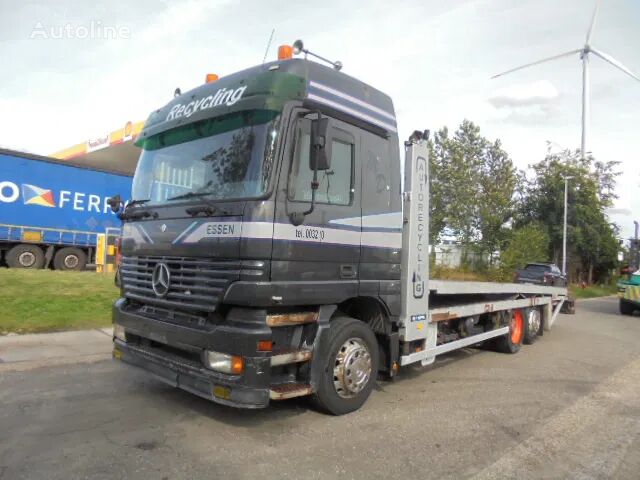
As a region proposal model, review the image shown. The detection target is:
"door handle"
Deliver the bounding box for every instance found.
[340,264,357,279]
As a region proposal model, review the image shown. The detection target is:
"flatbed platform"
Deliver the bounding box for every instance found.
[429,279,567,297]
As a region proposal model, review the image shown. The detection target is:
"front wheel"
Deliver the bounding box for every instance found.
[620,299,635,316]
[312,317,379,415]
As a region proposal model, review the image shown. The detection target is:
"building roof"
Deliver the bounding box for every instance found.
[50,120,144,175]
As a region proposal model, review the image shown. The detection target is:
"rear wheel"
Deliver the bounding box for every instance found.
[494,309,525,354]
[523,307,542,345]
[53,247,87,271]
[312,317,379,415]
[620,299,635,316]
[6,244,45,269]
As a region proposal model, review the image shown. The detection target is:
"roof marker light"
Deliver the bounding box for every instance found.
[278,45,293,60]
[205,73,219,84]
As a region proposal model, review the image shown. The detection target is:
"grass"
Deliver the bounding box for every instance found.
[569,283,618,299]
[0,269,119,334]
[0,266,619,335]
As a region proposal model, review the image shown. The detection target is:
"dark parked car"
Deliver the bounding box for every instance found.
[515,262,567,287]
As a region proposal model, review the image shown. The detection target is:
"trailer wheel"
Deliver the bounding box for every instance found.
[6,244,45,269]
[53,247,87,271]
[619,299,635,316]
[494,309,524,354]
[523,307,542,345]
[312,317,379,415]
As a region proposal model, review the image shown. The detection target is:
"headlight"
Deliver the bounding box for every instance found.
[204,351,244,375]
[113,323,126,341]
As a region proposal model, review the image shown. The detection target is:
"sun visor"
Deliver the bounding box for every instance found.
[137,70,305,145]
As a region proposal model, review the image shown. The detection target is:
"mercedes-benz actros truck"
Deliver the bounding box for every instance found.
[111,41,568,415]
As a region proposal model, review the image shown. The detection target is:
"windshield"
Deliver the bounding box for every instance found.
[132,110,280,204]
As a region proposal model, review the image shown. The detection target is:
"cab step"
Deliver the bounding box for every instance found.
[269,383,313,400]
[271,347,312,367]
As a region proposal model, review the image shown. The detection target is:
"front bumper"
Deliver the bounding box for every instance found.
[112,298,272,409]
[113,339,269,408]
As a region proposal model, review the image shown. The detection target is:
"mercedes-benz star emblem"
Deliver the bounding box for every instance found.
[151,263,171,297]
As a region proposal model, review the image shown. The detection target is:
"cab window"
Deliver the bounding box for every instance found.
[288,119,354,206]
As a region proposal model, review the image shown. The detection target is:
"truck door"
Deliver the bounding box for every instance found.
[359,129,402,288]
[272,111,361,289]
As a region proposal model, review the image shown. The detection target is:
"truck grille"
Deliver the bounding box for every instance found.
[120,256,241,313]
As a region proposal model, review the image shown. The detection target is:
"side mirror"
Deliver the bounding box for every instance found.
[107,194,123,213]
[309,116,332,171]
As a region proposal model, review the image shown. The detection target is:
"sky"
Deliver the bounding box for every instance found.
[1,0,639,238]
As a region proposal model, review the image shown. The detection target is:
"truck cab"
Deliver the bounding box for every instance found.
[113,54,403,413]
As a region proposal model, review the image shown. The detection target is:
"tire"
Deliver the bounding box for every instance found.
[620,299,635,316]
[312,317,379,415]
[6,244,45,269]
[494,309,525,354]
[53,247,87,271]
[523,307,542,345]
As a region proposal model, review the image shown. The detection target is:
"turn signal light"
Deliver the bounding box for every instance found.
[230,355,244,375]
[278,45,293,60]
[257,340,273,352]
[205,73,219,83]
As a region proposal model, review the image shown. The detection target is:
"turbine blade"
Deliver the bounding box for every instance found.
[491,49,581,79]
[586,0,601,44]
[591,48,640,82]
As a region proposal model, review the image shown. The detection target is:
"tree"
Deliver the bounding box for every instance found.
[475,138,517,264]
[499,223,549,280]
[516,147,620,283]
[428,120,517,265]
[427,127,450,244]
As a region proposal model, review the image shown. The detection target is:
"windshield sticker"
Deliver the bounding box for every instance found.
[166,86,248,121]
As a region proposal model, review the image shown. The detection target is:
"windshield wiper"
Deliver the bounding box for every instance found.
[119,199,156,221]
[125,198,151,208]
[166,191,213,202]
[120,209,157,221]
[185,205,218,216]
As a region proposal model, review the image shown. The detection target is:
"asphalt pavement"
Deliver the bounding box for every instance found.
[0,296,639,480]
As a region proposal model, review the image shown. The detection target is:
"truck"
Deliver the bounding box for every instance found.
[111,41,568,415]
[0,148,131,270]
[618,269,640,315]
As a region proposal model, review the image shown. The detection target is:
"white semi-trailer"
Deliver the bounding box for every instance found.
[112,41,568,415]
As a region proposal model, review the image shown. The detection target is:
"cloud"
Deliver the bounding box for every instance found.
[488,80,559,108]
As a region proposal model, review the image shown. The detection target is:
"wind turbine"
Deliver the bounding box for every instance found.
[492,0,640,158]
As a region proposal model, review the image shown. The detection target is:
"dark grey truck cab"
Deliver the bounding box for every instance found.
[112,57,404,413]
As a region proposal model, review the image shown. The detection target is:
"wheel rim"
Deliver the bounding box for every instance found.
[64,254,79,269]
[333,338,372,398]
[510,310,524,344]
[527,309,541,335]
[18,251,36,267]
